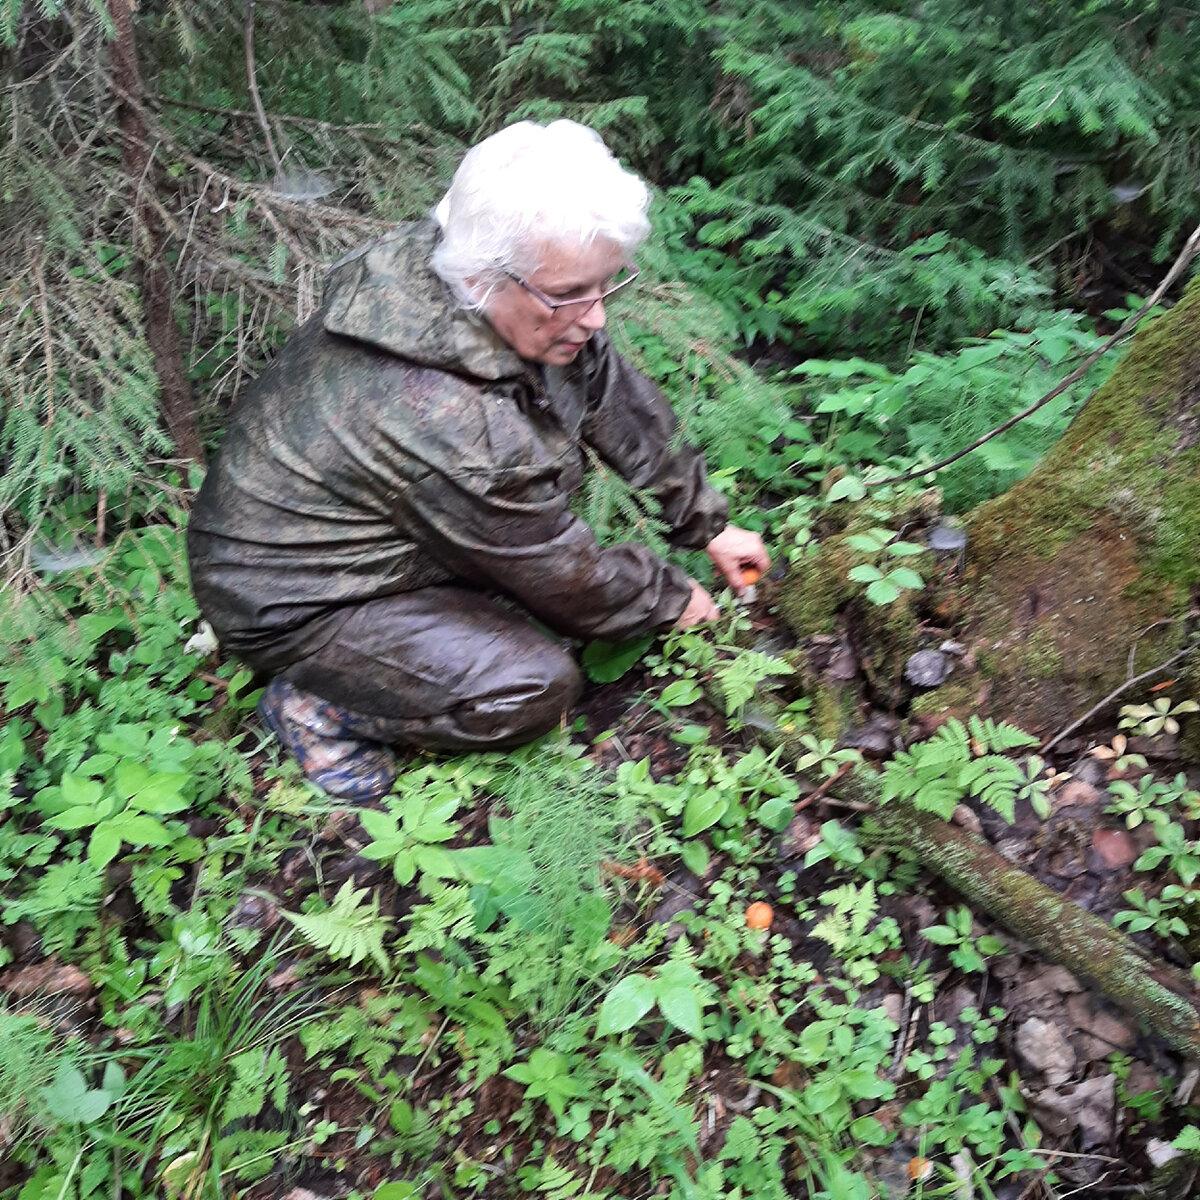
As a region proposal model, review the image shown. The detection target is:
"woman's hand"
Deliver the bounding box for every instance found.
[673,579,720,629]
[705,525,770,596]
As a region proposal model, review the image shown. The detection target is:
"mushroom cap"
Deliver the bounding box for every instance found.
[928,522,968,552]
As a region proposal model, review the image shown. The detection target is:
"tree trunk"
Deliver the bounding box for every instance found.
[109,0,205,466]
[776,278,1200,743]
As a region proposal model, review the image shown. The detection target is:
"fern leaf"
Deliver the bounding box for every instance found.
[283,879,391,975]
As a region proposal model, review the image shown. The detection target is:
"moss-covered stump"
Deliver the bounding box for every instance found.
[773,490,950,726]
[778,279,1200,739]
[960,278,1200,734]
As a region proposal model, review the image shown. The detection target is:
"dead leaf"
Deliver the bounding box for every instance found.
[1016,1016,1077,1084]
[0,958,92,999]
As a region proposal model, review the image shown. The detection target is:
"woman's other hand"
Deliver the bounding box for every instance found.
[673,579,720,629]
[705,525,770,596]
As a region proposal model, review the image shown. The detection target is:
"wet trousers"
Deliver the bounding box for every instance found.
[275,585,583,752]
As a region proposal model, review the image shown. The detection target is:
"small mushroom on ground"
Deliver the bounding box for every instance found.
[928,521,968,553]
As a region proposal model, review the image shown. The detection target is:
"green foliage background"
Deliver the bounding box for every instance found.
[3,0,1199,548]
[3,3,1200,1197]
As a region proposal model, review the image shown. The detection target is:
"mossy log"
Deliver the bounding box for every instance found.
[875,802,1200,1058]
[776,277,1200,739]
[731,698,1200,1058]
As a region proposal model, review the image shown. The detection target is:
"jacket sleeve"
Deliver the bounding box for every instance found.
[391,461,693,642]
[374,374,694,641]
[578,335,729,548]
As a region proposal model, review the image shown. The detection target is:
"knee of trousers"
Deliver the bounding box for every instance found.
[494,643,583,739]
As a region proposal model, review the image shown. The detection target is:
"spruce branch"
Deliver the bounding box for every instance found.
[243,0,282,176]
[867,221,1200,488]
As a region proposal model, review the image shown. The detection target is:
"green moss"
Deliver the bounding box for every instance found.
[1022,627,1063,680]
[908,675,980,723]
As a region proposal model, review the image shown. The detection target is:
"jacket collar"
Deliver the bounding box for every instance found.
[321,221,529,382]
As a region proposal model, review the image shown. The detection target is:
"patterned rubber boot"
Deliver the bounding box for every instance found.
[257,677,397,802]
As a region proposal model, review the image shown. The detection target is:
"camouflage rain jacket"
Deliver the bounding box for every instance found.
[187,222,729,674]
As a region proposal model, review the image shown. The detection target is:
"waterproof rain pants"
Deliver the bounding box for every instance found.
[275,585,582,752]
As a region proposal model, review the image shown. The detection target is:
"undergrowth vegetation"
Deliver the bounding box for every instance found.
[4,0,1200,1197]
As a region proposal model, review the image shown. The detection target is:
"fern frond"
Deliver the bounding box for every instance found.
[282,879,391,975]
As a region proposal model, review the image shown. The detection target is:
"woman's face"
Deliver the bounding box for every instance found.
[482,239,627,366]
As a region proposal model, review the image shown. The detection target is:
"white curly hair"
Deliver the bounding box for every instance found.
[431,120,651,308]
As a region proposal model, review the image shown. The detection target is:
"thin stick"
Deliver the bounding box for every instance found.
[243,0,282,175]
[1039,644,1194,755]
[867,222,1200,489]
[795,760,855,810]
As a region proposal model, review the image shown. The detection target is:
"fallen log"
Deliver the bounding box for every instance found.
[872,801,1200,1059]
[733,688,1200,1057]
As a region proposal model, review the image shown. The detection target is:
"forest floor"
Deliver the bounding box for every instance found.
[4,564,1200,1199]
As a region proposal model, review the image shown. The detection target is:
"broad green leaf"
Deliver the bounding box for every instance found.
[59,772,103,809]
[595,974,656,1036]
[847,563,883,583]
[374,1185,419,1200]
[660,678,702,707]
[581,635,655,683]
[46,805,100,831]
[680,840,709,876]
[682,788,727,837]
[826,475,866,503]
[886,567,924,589]
[40,1063,113,1125]
[87,823,124,869]
[844,533,886,553]
[756,795,794,832]
[656,984,703,1039]
[105,813,172,846]
[921,925,959,945]
[865,578,902,605]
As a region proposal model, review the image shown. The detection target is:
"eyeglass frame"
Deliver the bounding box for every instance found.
[504,263,640,316]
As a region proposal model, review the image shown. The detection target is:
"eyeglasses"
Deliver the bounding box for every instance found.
[505,265,640,316]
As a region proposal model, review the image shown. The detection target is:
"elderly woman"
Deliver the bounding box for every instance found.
[187,120,769,800]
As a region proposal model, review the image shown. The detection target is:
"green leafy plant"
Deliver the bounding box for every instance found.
[879,716,1038,821]
[1113,887,1191,941]
[595,955,715,1041]
[922,905,1008,973]
[282,879,392,975]
[1118,696,1200,738]
[844,526,927,605]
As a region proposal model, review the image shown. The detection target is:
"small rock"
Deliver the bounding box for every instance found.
[842,712,897,756]
[905,649,953,688]
[1030,1075,1115,1149]
[1016,1017,1077,1084]
[1091,827,1138,869]
[1053,778,1103,809]
[951,804,983,835]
